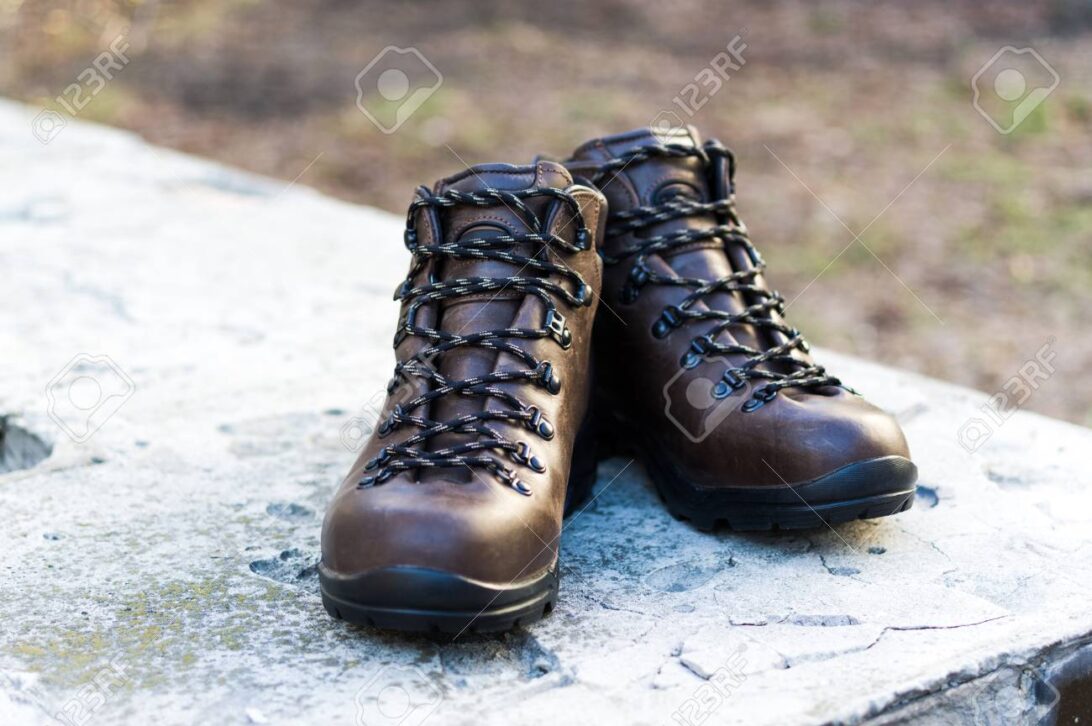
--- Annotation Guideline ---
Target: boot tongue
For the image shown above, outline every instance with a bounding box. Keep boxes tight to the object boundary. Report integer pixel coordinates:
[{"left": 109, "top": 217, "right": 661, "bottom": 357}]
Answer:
[
  {"left": 436, "top": 162, "right": 572, "bottom": 194},
  {"left": 422, "top": 161, "right": 572, "bottom": 479},
  {"left": 428, "top": 161, "right": 572, "bottom": 340},
  {"left": 569, "top": 126, "right": 716, "bottom": 259}
]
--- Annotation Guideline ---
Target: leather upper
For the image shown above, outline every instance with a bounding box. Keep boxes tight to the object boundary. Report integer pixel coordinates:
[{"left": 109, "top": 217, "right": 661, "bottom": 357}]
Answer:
[
  {"left": 322, "top": 161, "right": 605, "bottom": 583},
  {"left": 566, "top": 126, "right": 910, "bottom": 488}
]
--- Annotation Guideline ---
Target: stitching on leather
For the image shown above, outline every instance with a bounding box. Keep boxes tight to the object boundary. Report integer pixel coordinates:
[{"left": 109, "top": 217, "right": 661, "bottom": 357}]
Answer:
[
  {"left": 448, "top": 213, "right": 518, "bottom": 241},
  {"left": 441, "top": 166, "right": 536, "bottom": 186}
]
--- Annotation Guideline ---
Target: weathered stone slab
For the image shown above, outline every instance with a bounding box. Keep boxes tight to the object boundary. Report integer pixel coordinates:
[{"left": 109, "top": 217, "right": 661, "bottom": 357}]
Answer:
[{"left": 1, "top": 100, "right": 1090, "bottom": 725}]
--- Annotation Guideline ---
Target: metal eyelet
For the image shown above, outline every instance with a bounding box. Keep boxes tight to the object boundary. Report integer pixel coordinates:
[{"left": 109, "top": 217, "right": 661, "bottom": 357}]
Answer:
[
  {"left": 540, "top": 362, "right": 562, "bottom": 394},
  {"left": 525, "top": 406, "right": 555, "bottom": 440},
  {"left": 722, "top": 369, "right": 746, "bottom": 391},
  {"left": 743, "top": 388, "right": 777, "bottom": 412},
  {"left": 575, "top": 228, "right": 591, "bottom": 250},
  {"left": 364, "top": 447, "right": 392, "bottom": 471},
  {"left": 500, "top": 468, "right": 532, "bottom": 496},
  {"left": 652, "top": 305, "right": 683, "bottom": 339},
  {"left": 545, "top": 310, "right": 572, "bottom": 349},
  {"left": 621, "top": 264, "right": 649, "bottom": 305},
  {"left": 712, "top": 381, "right": 732, "bottom": 399},
  {"left": 393, "top": 307, "right": 417, "bottom": 347},
  {"left": 690, "top": 335, "right": 712, "bottom": 354},
  {"left": 681, "top": 351, "right": 701, "bottom": 369},
  {"left": 377, "top": 404, "right": 402, "bottom": 438},
  {"left": 403, "top": 227, "right": 418, "bottom": 249},
  {"left": 573, "top": 283, "right": 591, "bottom": 306},
  {"left": 686, "top": 335, "right": 716, "bottom": 364},
  {"left": 360, "top": 468, "right": 395, "bottom": 487},
  {"left": 511, "top": 441, "right": 546, "bottom": 473}
]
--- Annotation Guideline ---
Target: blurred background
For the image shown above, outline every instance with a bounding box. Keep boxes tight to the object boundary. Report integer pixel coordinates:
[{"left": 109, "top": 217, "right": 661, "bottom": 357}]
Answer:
[{"left": 2, "top": 0, "right": 1089, "bottom": 425}]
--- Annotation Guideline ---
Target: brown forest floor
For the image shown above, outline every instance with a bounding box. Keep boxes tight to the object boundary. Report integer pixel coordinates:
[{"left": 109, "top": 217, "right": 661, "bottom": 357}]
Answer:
[{"left": 3, "top": 0, "right": 1090, "bottom": 426}]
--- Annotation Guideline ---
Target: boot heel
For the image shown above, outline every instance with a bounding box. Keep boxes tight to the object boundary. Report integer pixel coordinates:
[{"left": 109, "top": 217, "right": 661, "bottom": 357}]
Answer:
[{"left": 564, "top": 406, "right": 599, "bottom": 516}]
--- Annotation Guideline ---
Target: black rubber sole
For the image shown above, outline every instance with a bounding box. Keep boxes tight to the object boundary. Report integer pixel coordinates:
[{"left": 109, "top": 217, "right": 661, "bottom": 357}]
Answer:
[
  {"left": 320, "top": 564, "right": 558, "bottom": 634},
  {"left": 600, "top": 405, "right": 918, "bottom": 531},
  {"left": 650, "top": 455, "right": 918, "bottom": 531},
  {"left": 320, "top": 404, "right": 599, "bottom": 634}
]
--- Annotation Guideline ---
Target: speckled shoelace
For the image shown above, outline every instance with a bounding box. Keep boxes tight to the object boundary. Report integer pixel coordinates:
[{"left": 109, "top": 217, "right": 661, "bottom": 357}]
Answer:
[
  {"left": 360, "top": 186, "right": 592, "bottom": 493},
  {"left": 592, "top": 139, "right": 846, "bottom": 412}
]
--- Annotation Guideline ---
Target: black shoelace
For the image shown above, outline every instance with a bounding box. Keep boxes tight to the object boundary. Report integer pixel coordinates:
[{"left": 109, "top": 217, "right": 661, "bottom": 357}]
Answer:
[
  {"left": 359, "top": 186, "right": 592, "bottom": 494},
  {"left": 592, "top": 139, "right": 846, "bottom": 412}
]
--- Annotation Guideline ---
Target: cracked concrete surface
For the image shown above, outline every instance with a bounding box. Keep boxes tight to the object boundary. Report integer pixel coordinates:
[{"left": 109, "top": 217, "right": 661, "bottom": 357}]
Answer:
[{"left": 2, "top": 100, "right": 1091, "bottom": 725}]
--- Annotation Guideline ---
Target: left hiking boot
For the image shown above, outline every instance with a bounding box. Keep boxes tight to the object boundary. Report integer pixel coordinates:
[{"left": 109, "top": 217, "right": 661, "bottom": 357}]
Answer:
[
  {"left": 565, "top": 126, "right": 917, "bottom": 531},
  {"left": 320, "top": 160, "right": 605, "bottom": 633}
]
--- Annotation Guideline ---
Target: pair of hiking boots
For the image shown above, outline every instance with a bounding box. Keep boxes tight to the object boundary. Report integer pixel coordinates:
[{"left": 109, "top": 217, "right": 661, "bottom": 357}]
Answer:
[{"left": 319, "top": 126, "right": 918, "bottom": 634}]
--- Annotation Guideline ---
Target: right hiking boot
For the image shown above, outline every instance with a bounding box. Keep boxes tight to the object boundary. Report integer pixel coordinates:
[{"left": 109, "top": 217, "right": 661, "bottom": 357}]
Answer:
[
  {"left": 320, "top": 160, "right": 606, "bottom": 633},
  {"left": 565, "top": 126, "right": 917, "bottom": 531}
]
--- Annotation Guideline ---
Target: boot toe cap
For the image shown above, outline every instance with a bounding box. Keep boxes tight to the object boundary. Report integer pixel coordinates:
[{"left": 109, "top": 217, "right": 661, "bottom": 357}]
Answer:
[
  {"left": 673, "top": 389, "right": 912, "bottom": 488},
  {"left": 320, "top": 477, "right": 557, "bottom": 584}
]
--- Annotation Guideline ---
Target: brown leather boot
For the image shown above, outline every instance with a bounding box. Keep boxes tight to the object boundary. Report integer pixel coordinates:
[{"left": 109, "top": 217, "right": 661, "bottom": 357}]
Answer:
[
  {"left": 565, "top": 126, "right": 916, "bottom": 531},
  {"left": 320, "top": 161, "right": 605, "bottom": 633}
]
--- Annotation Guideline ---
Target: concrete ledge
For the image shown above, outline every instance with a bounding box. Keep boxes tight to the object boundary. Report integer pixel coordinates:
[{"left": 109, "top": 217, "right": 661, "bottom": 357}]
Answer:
[{"left": 2, "top": 100, "right": 1090, "bottom": 725}]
